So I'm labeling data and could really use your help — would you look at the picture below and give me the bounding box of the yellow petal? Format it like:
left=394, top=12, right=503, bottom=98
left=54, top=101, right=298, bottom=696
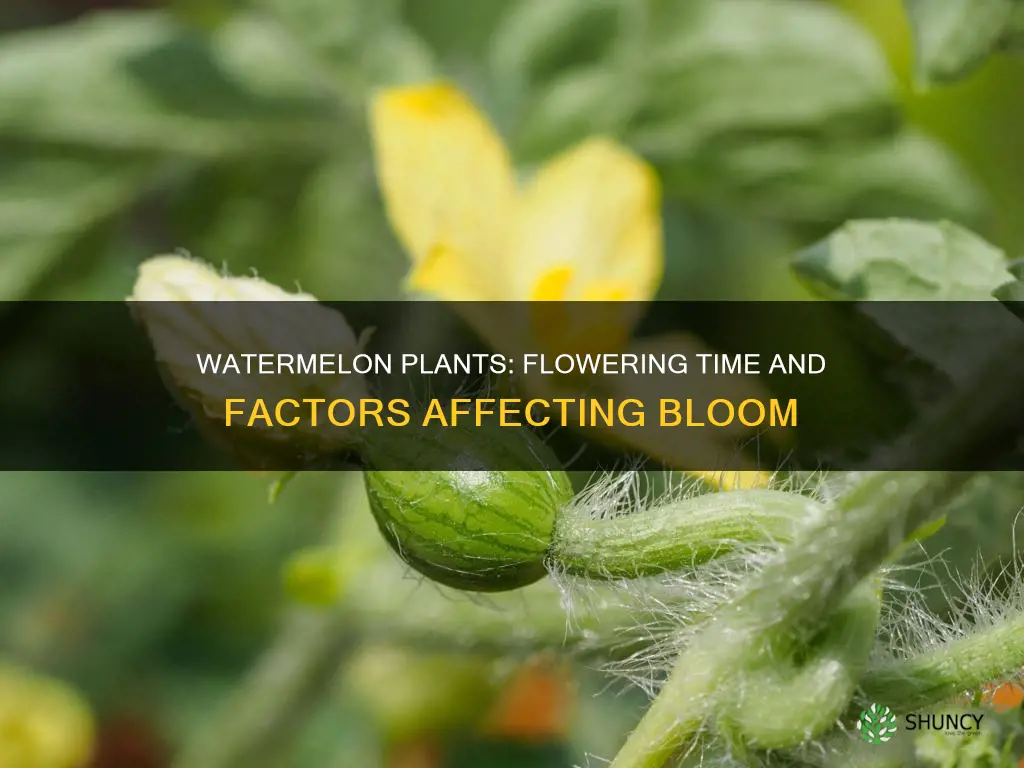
left=530, top=265, right=575, bottom=301
left=511, top=137, right=663, bottom=303
left=690, top=470, right=774, bottom=491
left=368, top=83, right=515, bottom=286
left=580, top=281, right=630, bottom=301
left=406, top=244, right=491, bottom=301
left=528, top=284, right=633, bottom=357
left=407, top=245, right=515, bottom=357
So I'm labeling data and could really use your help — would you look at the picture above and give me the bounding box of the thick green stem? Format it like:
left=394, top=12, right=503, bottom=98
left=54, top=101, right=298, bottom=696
left=319, top=471, right=723, bottom=658
left=172, top=611, right=352, bottom=768
left=608, top=471, right=971, bottom=768
left=332, top=539, right=722, bottom=659
left=860, top=613, right=1024, bottom=712
left=721, top=580, right=881, bottom=750
left=551, top=489, right=824, bottom=579
left=341, top=556, right=649, bottom=655
left=337, top=488, right=828, bottom=653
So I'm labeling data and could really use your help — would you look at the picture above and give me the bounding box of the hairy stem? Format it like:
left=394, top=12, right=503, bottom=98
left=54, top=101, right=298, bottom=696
left=551, top=489, right=824, bottom=579
left=338, top=554, right=661, bottom=656
left=721, top=580, right=881, bottom=750
left=608, top=471, right=971, bottom=768
left=860, top=613, right=1024, bottom=712
left=172, top=611, right=352, bottom=768
left=321, top=471, right=721, bottom=658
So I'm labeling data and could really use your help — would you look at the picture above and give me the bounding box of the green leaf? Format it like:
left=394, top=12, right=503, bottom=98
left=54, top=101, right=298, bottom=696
left=504, top=0, right=900, bottom=164
left=658, top=129, right=984, bottom=225
left=169, top=0, right=240, bottom=32
left=796, top=130, right=983, bottom=225
left=487, top=0, right=631, bottom=147
left=1008, top=7, right=1024, bottom=46
left=792, top=220, right=1020, bottom=392
left=256, top=0, right=401, bottom=57
left=401, top=0, right=509, bottom=60
left=157, top=147, right=405, bottom=299
left=267, top=472, right=298, bottom=504
left=792, top=220, right=1014, bottom=300
left=489, top=0, right=623, bottom=89
left=498, top=1, right=978, bottom=224
left=254, top=0, right=435, bottom=92
left=0, top=11, right=342, bottom=157
left=519, top=0, right=985, bottom=225
left=889, top=514, right=948, bottom=564
left=290, top=153, right=407, bottom=298
left=0, top=147, right=153, bottom=301
left=630, top=0, right=897, bottom=158
left=994, top=258, right=1024, bottom=300
left=159, top=153, right=322, bottom=280
left=906, top=515, right=948, bottom=546
left=903, top=0, right=1024, bottom=85
left=509, top=65, right=633, bottom=161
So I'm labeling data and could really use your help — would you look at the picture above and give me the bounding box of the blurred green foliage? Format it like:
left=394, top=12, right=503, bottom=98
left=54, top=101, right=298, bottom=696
left=0, top=0, right=1007, bottom=306
left=3, top=1, right=1024, bottom=767
left=902, top=0, right=1024, bottom=85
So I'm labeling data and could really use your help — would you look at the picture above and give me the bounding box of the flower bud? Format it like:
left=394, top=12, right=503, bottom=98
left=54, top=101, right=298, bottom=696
left=362, top=422, right=573, bottom=592
left=128, top=255, right=368, bottom=466
left=0, top=662, right=94, bottom=768
left=283, top=547, right=346, bottom=607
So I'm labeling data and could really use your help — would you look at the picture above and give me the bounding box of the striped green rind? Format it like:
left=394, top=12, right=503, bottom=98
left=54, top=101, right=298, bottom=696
left=361, top=423, right=573, bottom=592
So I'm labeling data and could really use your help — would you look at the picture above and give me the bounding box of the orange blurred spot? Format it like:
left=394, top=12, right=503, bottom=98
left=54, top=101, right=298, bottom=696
left=387, top=738, right=442, bottom=768
left=985, top=682, right=1024, bottom=713
left=483, top=657, right=573, bottom=740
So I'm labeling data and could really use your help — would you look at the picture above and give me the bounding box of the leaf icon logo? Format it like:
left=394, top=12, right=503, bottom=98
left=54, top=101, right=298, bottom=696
left=856, top=703, right=898, bottom=744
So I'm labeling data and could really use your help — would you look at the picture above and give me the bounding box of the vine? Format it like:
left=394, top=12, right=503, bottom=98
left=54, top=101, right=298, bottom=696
left=127, top=256, right=1024, bottom=768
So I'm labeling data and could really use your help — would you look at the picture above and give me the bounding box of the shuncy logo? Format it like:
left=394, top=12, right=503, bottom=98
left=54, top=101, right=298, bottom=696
left=904, top=712, right=984, bottom=734
left=857, top=704, right=898, bottom=744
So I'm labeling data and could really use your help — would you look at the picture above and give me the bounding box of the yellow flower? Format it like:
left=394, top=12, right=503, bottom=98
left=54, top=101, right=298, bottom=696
left=691, top=470, right=773, bottom=492
left=0, top=662, right=94, bottom=768
left=368, top=82, right=771, bottom=486
left=369, top=82, right=662, bottom=307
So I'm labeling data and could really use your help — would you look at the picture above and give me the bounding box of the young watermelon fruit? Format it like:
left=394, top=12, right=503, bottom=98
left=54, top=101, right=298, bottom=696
left=361, top=422, right=573, bottom=592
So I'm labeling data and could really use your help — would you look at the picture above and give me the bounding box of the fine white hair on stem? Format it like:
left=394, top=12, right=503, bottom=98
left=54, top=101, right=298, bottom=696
left=869, top=540, right=1024, bottom=676
left=547, top=472, right=1024, bottom=766
left=547, top=469, right=834, bottom=700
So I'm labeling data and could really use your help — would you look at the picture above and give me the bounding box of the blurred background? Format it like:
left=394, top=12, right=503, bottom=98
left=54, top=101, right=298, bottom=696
left=3, top=0, right=1024, bottom=766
